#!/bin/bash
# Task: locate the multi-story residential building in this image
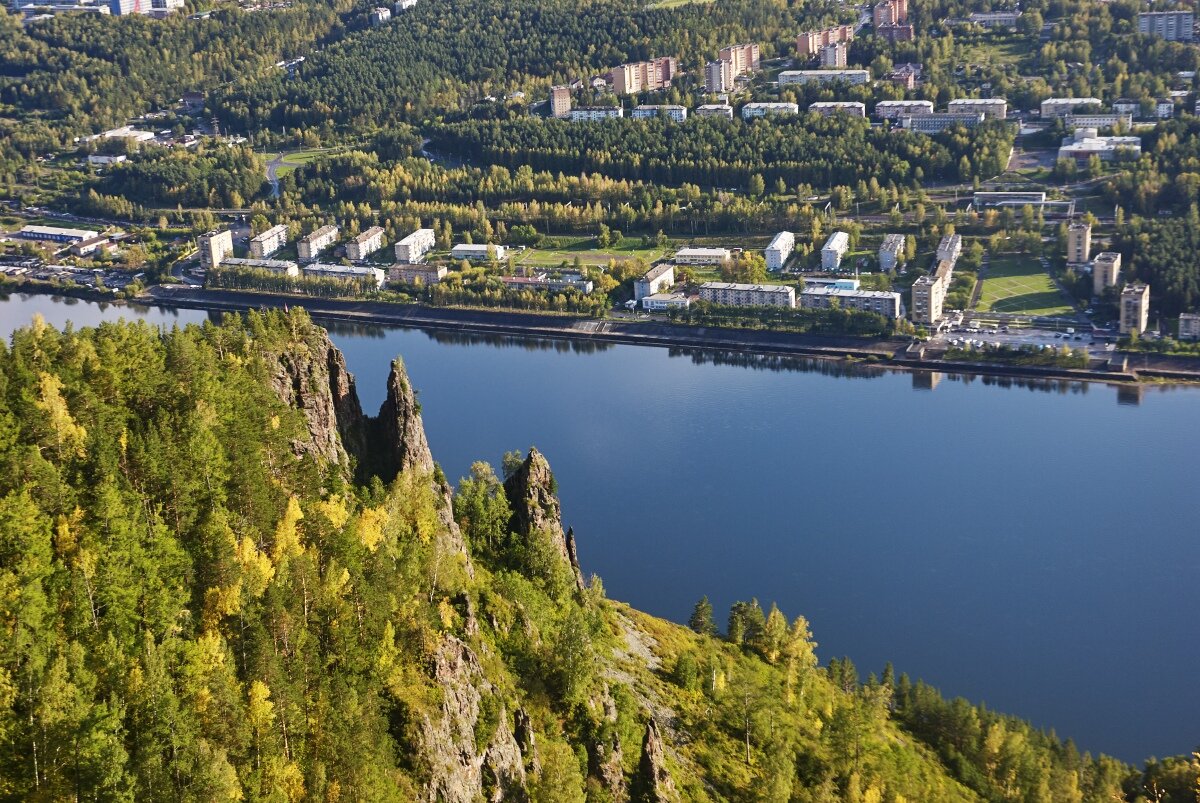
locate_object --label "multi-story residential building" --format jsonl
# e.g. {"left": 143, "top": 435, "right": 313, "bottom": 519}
{"left": 550, "top": 85, "right": 572, "bottom": 119}
{"left": 822, "top": 231, "right": 850, "bottom": 271}
{"left": 1092, "top": 252, "right": 1122, "bottom": 296}
{"left": 809, "top": 101, "right": 866, "bottom": 117}
{"left": 389, "top": 263, "right": 447, "bottom": 285}
{"left": 1138, "top": 10, "right": 1194, "bottom": 41}
{"left": 634, "top": 263, "right": 676, "bottom": 301}
{"left": 298, "top": 225, "right": 339, "bottom": 261}
{"left": 873, "top": 0, "right": 908, "bottom": 27}
{"left": 819, "top": 42, "right": 848, "bottom": 68}
{"left": 877, "top": 22, "right": 915, "bottom": 42}
{"left": 887, "top": 63, "right": 922, "bottom": 89}
{"left": 499, "top": 274, "right": 594, "bottom": 294}
{"left": 718, "top": 43, "right": 760, "bottom": 75}
{"left": 879, "top": 233, "right": 906, "bottom": 272}
{"left": 632, "top": 104, "right": 688, "bottom": 121}
{"left": 1178, "top": 312, "right": 1200, "bottom": 340}
{"left": 1067, "top": 221, "right": 1092, "bottom": 264}
{"left": 250, "top": 224, "right": 288, "bottom": 259}
{"left": 394, "top": 228, "right": 437, "bottom": 263}
{"left": 910, "top": 259, "right": 954, "bottom": 325}
{"left": 110, "top": 0, "right": 181, "bottom": 16}
{"left": 967, "top": 10, "right": 1022, "bottom": 27}
{"left": 1113, "top": 98, "right": 1140, "bottom": 117}
{"left": 741, "top": 102, "right": 799, "bottom": 119}
{"left": 947, "top": 97, "right": 1008, "bottom": 119}
{"left": 875, "top": 99, "right": 934, "bottom": 119}
{"left": 347, "top": 226, "right": 385, "bottom": 261}
{"left": 1120, "top": 282, "right": 1150, "bottom": 334}
{"left": 900, "top": 112, "right": 984, "bottom": 132}
{"left": 303, "top": 263, "right": 386, "bottom": 289}
{"left": 699, "top": 282, "right": 795, "bottom": 308}
{"left": 800, "top": 286, "right": 902, "bottom": 318}
{"left": 705, "top": 60, "right": 735, "bottom": 93}
{"left": 695, "top": 103, "right": 735, "bottom": 119}
{"left": 1040, "top": 97, "right": 1103, "bottom": 118}
{"left": 764, "top": 231, "right": 795, "bottom": 271}
{"left": 609, "top": 57, "right": 678, "bottom": 95}
{"left": 675, "top": 247, "right": 731, "bottom": 265}
{"left": 219, "top": 257, "right": 299, "bottom": 276}
{"left": 1156, "top": 98, "right": 1176, "bottom": 118}
{"left": 795, "top": 25, "right": 855, "bottom": 57}
{"left": 937, "top": 235, "right": 962, "bottom": 264}
{"left": 198, "top": 229, "right": 234, "bottom": 268}
{"left": 570, "top": 106, "right": 624, "bottom": 122}
{"left": 1058, "top": 129, "right": 1142, "bottom": 163}
{"left": 1062, "top": 113, "right": 1132, "bottom": 129}
{"left": 370, "top": 6, "right": 390, "bottom": 25}
{"left": 641, "top": 293, "right": 691, "bottom": 311}
{"left": 779, "top": 69, "right": 870, "bottom": 86}
{"left": 451, "top": 243, "right": 507, "bottom": 261}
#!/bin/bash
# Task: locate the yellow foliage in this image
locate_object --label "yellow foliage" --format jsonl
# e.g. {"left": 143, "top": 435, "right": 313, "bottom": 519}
{"left": 314, "top": 497, "right": 351, "bottom": 530}
{"left": 35, "top": 372, "right": 88, "bottom": 458}
{"left": 247, "top": 680, "right": 275, "bottom": 733}
{"left": 272, "top": 496, "right": 305, "bottom": 564}
{"left": 437, "top": 598, "right": 458, "bottom": 630}
{"left": 235, "top": 537, "right": 275, "bottom": 599}
{"left": 356, "top": 505, "right": 389, "bottom": 552}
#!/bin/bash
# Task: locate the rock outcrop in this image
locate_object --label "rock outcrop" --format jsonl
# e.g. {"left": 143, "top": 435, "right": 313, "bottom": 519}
{"left": 588, "top": 684, "right": 627, "bottom": 800}
{"left": 503, "top": 448, "right": 585, "bottom": 591}
{"left": 633, "top": 718, "right": 678, "bottom": 803}
{"left": 374, "top": 358, "right": 435, "bottom": 478}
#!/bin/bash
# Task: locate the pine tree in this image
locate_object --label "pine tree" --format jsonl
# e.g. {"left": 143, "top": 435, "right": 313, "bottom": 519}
{"left": 688, "top": 595, "right": 716, "bottom": 636}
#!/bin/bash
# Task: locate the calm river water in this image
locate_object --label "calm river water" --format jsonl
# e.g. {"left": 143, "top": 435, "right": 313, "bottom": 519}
{"left": 3, "top": 292, "right": 1198, "bottom": 763}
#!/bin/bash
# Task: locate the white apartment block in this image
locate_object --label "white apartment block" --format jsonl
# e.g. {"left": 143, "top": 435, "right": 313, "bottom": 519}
{"left": 634, "top": 263, "right": 676, "bottom": 301}
{"left": 347, "top": 226, "right": 385, "bottom": 261}
{"left": 642, "top": 293, "right": 691, "bottom": 311}
{"left": 742, "top": 102, "right": 799, "bottom": 119}
{"left": 900, "top": 112, "right": 984, "bottom": 132}
{"left": 878, "top": 233, "right": 905, "bottom": 272}
{"left": 632, "top": 105, "right": 688, "bottom": 122}
{"left": 1178, "top": 312, "right": 1200, "bottom": 340}
{"left": 1092, "top": 252, "right": 1121, "bottom": 296}
{"left": 198, "top": 229, "right": 233, "bottom": 268}
{"left": 937, "top": 234, "right": 962, "bottom": 264}
{"left": 298, "top": 224, "right": 338, "bottom": 261}
{"left": 875, "top": 100, "right": 934, "bottom": 119}
{"left": 1138, "top": 10, "right": 1194, "bottom": 41}
{"left": 822, "top": 231, "right": 850, "bottom": 271}
{"left": 695, "top": 104, "right": 735, "bottom": 119}
{"left": 809, "top": 101, "right": 866, "bottom": 117}
{"left": 705, "top": 60, "right": 735, "bottom": 93}
{"left": 947, "top": 98, "right": 1008, "bottom": 119}
{"left": 764, "top": 231, "right": 795, "bottom": 271}
{"left": 675, "top": 247, "right": 731, "bottom": 265}
{"left": 699, "top": 282, "right": 795, "bottom": 308}
{"left": 800, "top": 286, "right": 902, "bottom": 318}
{"left": 249, "top": 224, "right": 288, "bottom": 259}
{"left": 394, "top": 228, "right": 436, "bottom": 263}
{"left": 451, "top": 243, "right": 507, "bottom": 261}
{"left": 570, "top": 106, "right": 624, "bottom": 122}
{"left": 819, "top": 42, "right": 848, "bottom": 68}
{"left": 778, "top": 69, "right": 870, "bottom": 86}
{"left": 303, "top": 263, "right": 386, "bottom": 289}
{"left": 1120, "top": 283, "right": 1150, "bottom": 334}
{"left": 1040, "top": 97, "right": 1103, "bottom": 118}
{"left": 220, "top": 257, "right": 299, "bottom": 277}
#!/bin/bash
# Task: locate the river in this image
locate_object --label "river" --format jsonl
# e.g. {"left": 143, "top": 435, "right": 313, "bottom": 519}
{"left": 3, "top": 292, "right": 1198, "bottom": 763}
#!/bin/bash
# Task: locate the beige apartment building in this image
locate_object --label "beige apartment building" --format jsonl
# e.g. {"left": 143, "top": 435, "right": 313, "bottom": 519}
{"left": 1092, "top": 252, "right": 1121, "bottom": 296}
{"left": 911, "top": 259, "right": 954, "bottom": 326}
{"left": 298, "top": 224, "right": 339, "bottom": 261}
{"left": 1067, "top": 221, "right": 1092, "bottom": 264}
{"left": 198, "top": 229, "right": 233, "bottom": 268}
{"left": 718, "top": 43, "right": 760, "bottom": 76}
{"left": 609, "top": 57, "right": 677, "bottom": 95}
{"left": 347, "top": 226, "right": 385, "bottom": 261}
{"left": 249, "top": 224, "right": 288, "bottom": 259}
{"left": 699, "top": 282, "right": 795, "bottom": 308}
{"left": 796, "top": 25, "right": 854, "bottom": 57}
{"left": 550, "top": 85, "right": 572, "bottom": 118}
{"left": 1120, "top": 282, "right": 1150, "bottom": 334}
{"left": 819, "top": 42, "right": 848, "bottom": 68}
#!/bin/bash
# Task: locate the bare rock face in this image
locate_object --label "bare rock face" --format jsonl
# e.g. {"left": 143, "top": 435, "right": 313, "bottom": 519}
{"left": 421, "top": 636, "right": 528, "bottom": 803}
{"left": 375, "top": 358, "right": 435, "bottom": 478}
{"left": 633, "top": 718, "right": 678, "bottom": 803}
{"left": 503, "top": 449, "right": 585, "bottom": 592}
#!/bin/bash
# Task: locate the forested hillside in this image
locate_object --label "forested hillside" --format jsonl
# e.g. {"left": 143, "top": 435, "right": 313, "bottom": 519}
{"left": 0, "top": 310, "right": 1186, "bottom": 800}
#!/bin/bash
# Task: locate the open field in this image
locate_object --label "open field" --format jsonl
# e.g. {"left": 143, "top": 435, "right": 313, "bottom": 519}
{"left": 511, "top": 238, "right": 670, "bottom": 267}
{"left": 977, "top": 254, "right": 1075, "bottom": 316}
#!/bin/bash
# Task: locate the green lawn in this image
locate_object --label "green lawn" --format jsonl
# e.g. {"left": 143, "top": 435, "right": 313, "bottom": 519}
{"left": 511, "top": 237, "right": 670, "bottom": 267}
{"left": 977, "top": 254, "right": 1075, "bottom": 316}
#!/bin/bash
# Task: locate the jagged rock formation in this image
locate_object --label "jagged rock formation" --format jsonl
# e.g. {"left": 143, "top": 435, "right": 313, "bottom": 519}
{"left": 588, "top": 684, "right": 627, "bottom": 800}
{"left": 633, "top": 718, "right": 678, "bottom": 803}
{"left": 503, "top": 448, "right": 585, "bottom": 591}
{"left": 375, "top": 357, "right": 435, "bottom": 478}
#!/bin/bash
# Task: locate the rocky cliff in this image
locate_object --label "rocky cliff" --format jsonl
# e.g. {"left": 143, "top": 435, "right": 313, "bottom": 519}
{"left": 502, "top": 447, "right": 585, "bottom": 591}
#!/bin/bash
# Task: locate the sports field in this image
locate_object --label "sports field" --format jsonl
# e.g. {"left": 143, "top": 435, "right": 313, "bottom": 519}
{"left": 977, "top": 255, "right": 1075, "bottom": 316}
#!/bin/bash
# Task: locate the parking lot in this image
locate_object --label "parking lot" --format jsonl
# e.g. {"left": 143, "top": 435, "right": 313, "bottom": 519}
{"left": 933, "top": 323, "right": 1117, "bottom": 357}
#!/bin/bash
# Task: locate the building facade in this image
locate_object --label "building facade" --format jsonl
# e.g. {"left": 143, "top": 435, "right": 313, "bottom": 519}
{"left": 900, "top": 112, "right": 984, "bottom": 132}
{"left": 878, "top": 233, "right": 905, "bottom": 272}
{"left": 298, "top": 225, "right": 339, "bottom": 261}
{"left": 937, "top": 234, "right": 962, "bottom": 264}
{"left": 395, "top": 228, "right": 436, "bottom": 263}
{"left": 796, "top": 25, "right": 855, "bottom": 57}
{"left": 303, "top": 263, "right": 385, "bottom": 289}
{"left": 808, "top": 101, "right": 866, "bottom": 117}
{"left": 800, "top": 286, "right": 902, "bottom": 318}
{"left": 741, "top": 102, "right": 799, "bottom": 119}
{"left": 198, "top": 229, "right": 234, "bottom": 268}
{"left": 389, "top": 263, "right": 447, "bottom": 285}
{"left": 609, "top": 57, "right": 678, "bottom": 95}
{"left": 822, "top": 231, "right": 850, "bottom": 271}
{"left": 570, "top": 106, "right": 624, "bottom": 122}
{"left": 1120, "top": 283, "right": 1150, "bottom": 334}
{"left": 718, "top": 43, "right": 760, "bottom": 75}
{"left": 1178, "top": 312, "right": 1200, "bottom": 340}
{"left": 875, "top": 99, "right": 934, "bottom": 119}
{"left": 819, "top": 42, "right": 848, "bottom": 68}
{"left": 249, "top": 224, "right": 288, "bottom": 259}
{"left": 967, "top": 10, "right": 1022, "bottom": 27}
{"left": 1067, "top": 221, "right": 1092, "bottom": 264}
{"left": 705, "top": 60, "right": 735, "bottom": 93}
{"left": 451, "top": 243, "right": 507, "bottom": 261}
{"left": 779, "top": 69, "right": 870, "bottom": 86}
{"left": 910, "top": 259, "right": 954, "bottom": 325}
{"left": 1092, "top": 252, "right": 1121, "bottom": 296}
{"left": 1138, "top": 10, "right": 1194, "bottom": 42}
{"left": 947, "top": 97, "right": 1008, "bottom": 119}
{"left": 634, "top": 263, "right": 676, "bottom": 301}
{"left": 1041, "top": 97, "right": 1103, "bottom": 118}
{"left": 219, "top": 257, "right": 299, "bottom": 277}
{"left": 632, "top": 105, "right": 688, "bottom": 121}
{"left": 674, "top": 247, "right": 731, "bottom": 265}
{"left": 347, "top": 226, "right": 385, "bottom": 261}
{"left": 695, "top": 103, "right": 735, "bottom": 119}
{"left": 550, "top": 85, "right": 572, "bottom": 119}
{"left": 699, "top": 282, "right": 795, "bottom": 308}
{"left": 764, "top": 231, "right": 795, "bottom": 271}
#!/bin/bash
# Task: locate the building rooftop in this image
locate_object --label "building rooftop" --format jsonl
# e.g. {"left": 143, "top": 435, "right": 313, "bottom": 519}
{"left": 766, "top": 231, "right": 794, "bottom": 250}
{"left": 700, "top": 281, "right": 792, "bottom": 292}
{"left": 641, "top": 262, "right": 675, "bottom": 281}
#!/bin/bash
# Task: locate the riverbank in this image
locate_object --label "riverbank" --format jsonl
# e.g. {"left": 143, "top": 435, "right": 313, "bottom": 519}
{"left": 42, "top": 284, "right": 1200, "bottom": 386}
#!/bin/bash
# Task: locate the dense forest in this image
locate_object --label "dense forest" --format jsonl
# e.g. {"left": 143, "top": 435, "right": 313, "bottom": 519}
{"left": 96, "top": 144, "right": 267, "bottom": 209}
{"left": 2, "top": 310, "right": 1190, "bottom": 800}
{"left": 1112, "top": 212, "right": 1200, "bottom": 317}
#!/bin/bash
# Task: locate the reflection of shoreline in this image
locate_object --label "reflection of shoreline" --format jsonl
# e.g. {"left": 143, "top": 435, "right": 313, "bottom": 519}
{"left": 672, "top": 348, "right": 890, "bottom": 380}
{"left": 420, "top": 329, "right": 614, "bottom": 353}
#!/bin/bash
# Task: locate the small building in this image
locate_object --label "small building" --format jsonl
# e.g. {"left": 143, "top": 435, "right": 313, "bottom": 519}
{"left": 821, "top": 231, "right": 850, "bottom": 271}
{"left": 1067, "top": 221, "right": 1091, "bottom": 264}
{"left": 874, "top": 100, "right": 934, "bottom": 119}
{"left": 303, "top": 263, "right": 386, "bottom": 289}
{"left": 741, "top": 102, "right": 799, "bottom": 119}
{"left": 347, "top": 226, "right": 385, "bottom": 261}
{"left": 249, "top": 224, "right": 288, "bottom": 259}
{"left": 389, "top": 263, "right": 447, "bottom": 286}
{"left": 695, "top": 104, "right": 735, "bottom": 119}
{"left": 87, "top": 154, "right": 127, "bottom": 166}
{"left": 674, "top": 247, "right": 731, "bottom": 265}
{"left": 1120, "top": 282, "right": 1150, "bottom": 334}
{"left": 642, "top": 292, "right": 691, "bottom": 311}
{"left": 800, "top": 286, "right": 902, "bottom": 319}
{"left": 698, "top": 282, "right": 795, "bottom": 308}
{"left": 298, "top": 224, "right": 339, "bottom": 261}
{"left": 198, "top": 229, "right": 233, "bottom": 268}
{"left": 1062, "top": 113, "right": 1132, "bottom": 129}
{"left": 634, "top": 263, "right": 675, "bottom": 301}
{"left": 900, "top": 112, "right": 984, "bottom": 132}
{"left": 19, "top": 225, "right": 96, "bottom": 244}
{"left": 809, "top": 101, "right": 866, "bottom": 118}
{"left": 947, "top": 97, "right": 1008, "bottom": 120}
{"left": 878, "top": 233, "right": 906, "bottom": 272}
{"left": 778, "top": 69, "right": 870, "bottom": 86}
{"left": 570, "top": 106, "right": 624, "bottom": 122}
{"left": 1178, "top": 312, "right": 1200, "bottom": 340}
{"left": 70, "top": 234, "right": 114, "bottom": 257}
{"left": 632, "top": 105, "right": 688, "bottom": 122}
{"left": 451, "top": 243, "right": 507, "bottom": 262}
{"left": 1058, "top": 128, "right": 1141, "bottom": 163}
{"left": 219, "top": 257, "right": 299, "bottom": 277}
{"left": 1093, "top": 252, "right": 1121, "bottom": 296}
{"left": 1040, "top": 97, "right": 1103, "bottom": 119}
{"left": 395, "top": 228, "right": 437, "bottom": 263}
{"left": 764, "top": 231, "right": 795, "bottom": 271}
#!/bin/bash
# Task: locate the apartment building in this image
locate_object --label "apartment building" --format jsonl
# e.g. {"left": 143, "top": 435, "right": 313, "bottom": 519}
{"left": 899, "top": 112, "right": 984, "bottom": 132}
{"left": 370, "top": 7, "right": 390, "bottom": 25}
{"left": 675, "top": 247, "right": 731, "bottom": 265}
{"left": 550, "top": 85, "right": 572, "bottom": 119}
{"left": 779, "top": 69, "right": 870, "bottom": 86}
{"left": 1062, "top": 113, "right": 1132, "bottom": 129}
{"left": 249, "top": 224, "right": 288, "bottom": 259}
{"left": 937, "top": 234, "right": 962, "bottom": 264}
{"left": 910, "top": 259, "right": 954, "bottom": 325}
{"left": 570, "top": 106, "right": 624, "bottom": 122}
{"left": 389, "top": 263, "right": 447, "bottom": 285}
{"left": 795, "top": 25, "right": 855, "bottom": 57}
{"left": 298, "top": 225, "right": 339, "bottom": 261}
{"left": 634, "top": 263, "right": 676, "bottom": 301}
{"left": 878, "top": 233, "right": 905, "bottom": 272}
{"left": 220, "top": 257, "right": 299, "bottom": 277}
{"left": 1067, "top": 221, "right": 1092, "bottom": 264}
{"left": 1138, "top": 10, "right": 1194, "bottom": 41}
{"left": 303, "top": 263, "right": 386, "bottom": 289}
{"left": 800, "top": 286, "right": 902, "bottom": 318}
{"left": 819, "top": 42, "right": 848, "bottom": 68}
{"left": 347, "top": 226, "right": 385, "bottom": 261}
{"left": 968, "top": 10, "right": 1022, "bottom": 27}
{"left": 1120, "top": 282, "right": 1150, "bottom": 334}
{"left": 873, "top": 0, "right": 908, "bottom": 26}
{"left": 699, "top": 282, "right": 795, "bottom": 308}
{"left": 742, "top": 102, "right": 799, "bottom": 119}
{"left": 875, "top": 99, "right": 934, "bottom": 119}
{"left": 764, "top": 231, "right": 795, "bottom": 271}
{"left": 695, "top": 103, "right": 735, "bottom": 119}
{"left": 451, "top": 243, "right": 507, "bottom": 261}
{"left": 1178, "top": 312, "right": 1200, "bottom": 340}
{"left": 705, "top": 60, "right": 735, "bottom": 93}
{"left": 632, "top": 105, "right": 688, "bottom": 122}
{"left": 887, "top": 63, "right": 922, "bottom": 89}
{"left": 198, "top": 229, "right": 233, "bottom": 268}
{"left": 394, "top": 228, "right": 436, "bottom": 263}
{"left": 1092, "top": 252, "right": 1121, "bottom": 296}
{"left": 1040, "top": 97, "right": 1103, "bottom": 118}
{"left": 809, "top": 101, "right": 866, "bottom": 117}
{"left": 1113, "top": 98, "right": 1140, "bottom": 117}
{"left": 876, "top": 22, "right": 915, "bottom": 42}
{"left": 719, "top": 43, "right": 760, "bottom": 75}
{"left": 1156, "top": 98, "right": 1175, "bottom": 118}
{"left": 500, "top": 274, "right": 594, "bottom": 294}
{"left": 947, "top": 97, "right": 1008, "bottom": 119}
{"left": 822, "top": 231, "right": 850, "bottom": 271}
{"left": 609, "top": 57, "right": 677, "bottom": 95}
